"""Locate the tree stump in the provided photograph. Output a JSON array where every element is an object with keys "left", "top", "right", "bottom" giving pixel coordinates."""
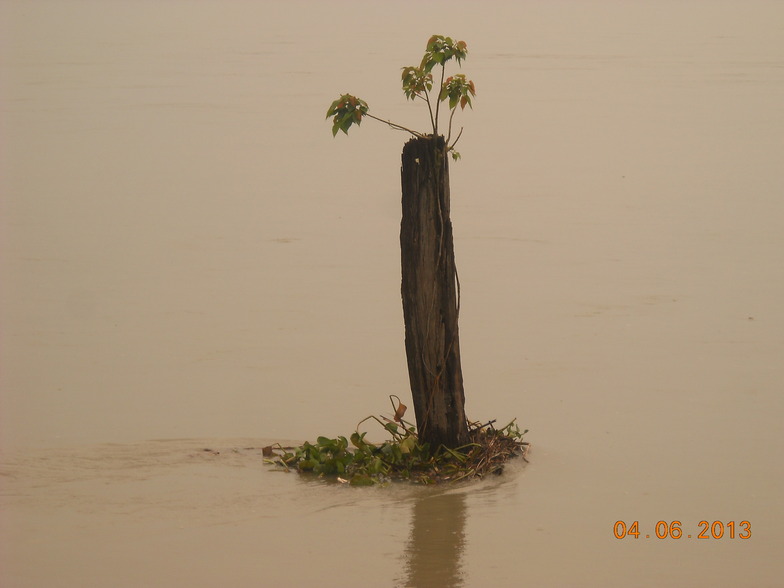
[{"left": 400, "top": 136, "right": 469, "bottom": 449}]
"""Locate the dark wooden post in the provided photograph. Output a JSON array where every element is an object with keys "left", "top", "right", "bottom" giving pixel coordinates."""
[{"left": 400, "top": 136, "right": 469, "bottom": 449}]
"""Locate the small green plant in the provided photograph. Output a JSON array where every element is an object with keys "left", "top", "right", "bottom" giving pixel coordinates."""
[
  {"left": 264, "top": 397, "right": 529, "bottom": 486},
  {"left": 325, "top": 34, "right": 476, "bottom": 160}
]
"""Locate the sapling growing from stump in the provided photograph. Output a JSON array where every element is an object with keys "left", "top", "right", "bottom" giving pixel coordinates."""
[{"left": 326, "top": 35, "right": 476, "bottom": 450}]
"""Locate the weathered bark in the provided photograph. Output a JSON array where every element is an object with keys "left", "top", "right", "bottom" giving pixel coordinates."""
[{"left": 400, "top": 136, "right": 469, "bottom": 449}]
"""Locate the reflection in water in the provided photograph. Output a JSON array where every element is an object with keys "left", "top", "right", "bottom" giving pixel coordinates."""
[{"left": 403, "top": 491, "right": 467, "bottom": 588}]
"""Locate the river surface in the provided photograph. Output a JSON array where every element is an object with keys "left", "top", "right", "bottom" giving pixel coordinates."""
[{"left": 1, "top": 1, "right": 783, "bottom": 586}]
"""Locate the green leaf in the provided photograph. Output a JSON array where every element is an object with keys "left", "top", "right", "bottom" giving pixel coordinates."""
[
  {"left": 350, "top": 474, "right": 375, "bottom": 486},
  {"left": 350, "top": 431, "right": 365, "bottom": 449},
  {"left": 399, "top": 436, "right": 417, "bottom": 455},
  {"left": 368, "top": 457, "right": 385, "bottom": 475},
  {"left": 443, "top": 447, "right": 467, "bottom": 463},
  {"left": 298, "top": 459, "right": 318, "bottom": 471}
]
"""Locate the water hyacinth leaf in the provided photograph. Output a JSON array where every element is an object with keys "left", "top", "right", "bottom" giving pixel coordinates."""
[
  {"left": 350, "top": 474, "right": 374, "bottom": 486},
  {"left": 381, "top": 442, "right": 400, "bottom": 463},
  {"left": 350, "top": 431, "right": 365, "bottom": 449},
  {"left": 399, "top": 436, "right": 416, "bottom": 455},
  {"left": 369, "top": 457, "right": 385, "bottom": 474},
  {"left": 298, "top": 459, "right": 318, "bottom": 471}
]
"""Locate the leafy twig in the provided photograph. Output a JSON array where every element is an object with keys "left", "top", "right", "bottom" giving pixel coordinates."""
[{"left": 326, "top": 34, "right": 475, "bottom": 159}]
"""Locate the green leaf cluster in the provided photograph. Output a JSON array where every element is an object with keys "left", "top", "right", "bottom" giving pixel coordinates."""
[
  {"left": 294, "top": 436, "right": 354, "bottom": 475},
  {"left": 267, "top": 425, "right": 433, "bottom": 485},
  {"left": 420, "top": 35, "right": 468, "bottom": 72},
  {"left": 399, "top": 35, "right": 475, "bottom": 138},
  {"left": 265, "top": 417, "right": 529, "bottom": 486},
  {"left": 325, "top": 93, "right": 369, "bottom": 136},
  {"left": 325, "top": 34, "right": 476, "bottom": 157},
  {"left": 440, "top": 74, "right": 476, "bottom": 111},
  {"left": 401, "top": 66, "right": 433, "bottom": 101}
]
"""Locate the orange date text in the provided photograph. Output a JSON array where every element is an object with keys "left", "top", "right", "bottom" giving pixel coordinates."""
[{"left": 613, "top": 520, "right": 751, "bottom": 540}]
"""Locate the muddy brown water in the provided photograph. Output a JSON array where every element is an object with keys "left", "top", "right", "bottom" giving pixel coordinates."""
[{"left": 1, "top": 1, "right": 783, "bottom": 586}]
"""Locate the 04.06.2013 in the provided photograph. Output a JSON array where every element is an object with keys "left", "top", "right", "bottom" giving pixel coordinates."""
[{"left": 613, "top": 520, "right": 751, "bottom": 539}]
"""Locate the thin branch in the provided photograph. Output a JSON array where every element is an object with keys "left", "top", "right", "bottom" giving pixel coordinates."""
[
  {"left": 363, "top": 112, "right": 428, "bottom": 139},
  {"left": 455, "top": 261, "right": 461, "bottom": 315},
  {"left": 421, "top": 92, "right": 436, "bottom": 135},
  {"left": 448, "top": 126, "right": 464, "bottom": 151},
  {"left": 445, "top": 108, "right": 457, "bottom": 146},
  {"left": 434, "top": 65, "right": 445, "bottom": 136}
]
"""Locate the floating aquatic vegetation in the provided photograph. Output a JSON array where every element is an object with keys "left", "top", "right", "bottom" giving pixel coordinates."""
[{"left": 263, "top": 396, "right": 529, "bottom": 486}]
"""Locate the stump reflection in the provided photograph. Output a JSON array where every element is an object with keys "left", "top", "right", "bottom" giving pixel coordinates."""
[{"left": 403, "top": 491, "right": 467, "bottom": 587}]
